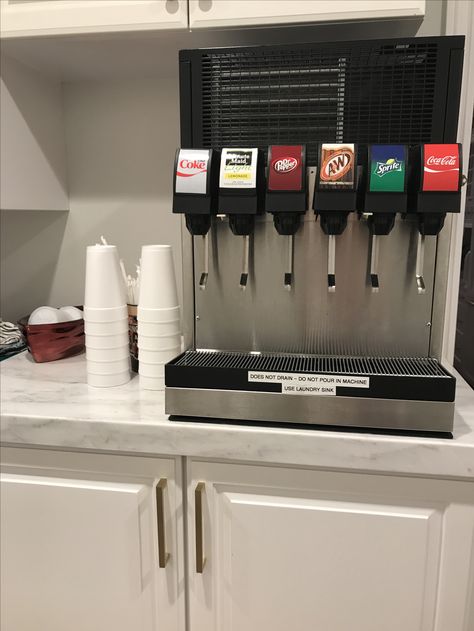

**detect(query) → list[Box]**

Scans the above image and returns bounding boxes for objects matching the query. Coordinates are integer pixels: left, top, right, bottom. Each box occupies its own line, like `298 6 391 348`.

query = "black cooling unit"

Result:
179 36 464 164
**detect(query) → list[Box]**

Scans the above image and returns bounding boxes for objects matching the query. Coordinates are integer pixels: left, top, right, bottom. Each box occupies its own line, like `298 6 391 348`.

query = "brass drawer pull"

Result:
195 482 206 573
156 478 170 568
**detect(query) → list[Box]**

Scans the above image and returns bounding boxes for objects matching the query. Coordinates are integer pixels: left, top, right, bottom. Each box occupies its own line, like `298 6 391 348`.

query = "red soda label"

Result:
422 144 460 192
268 145 304 191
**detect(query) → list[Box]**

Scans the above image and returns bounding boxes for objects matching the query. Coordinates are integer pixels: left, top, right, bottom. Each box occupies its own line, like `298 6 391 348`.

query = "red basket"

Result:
18 310 85 363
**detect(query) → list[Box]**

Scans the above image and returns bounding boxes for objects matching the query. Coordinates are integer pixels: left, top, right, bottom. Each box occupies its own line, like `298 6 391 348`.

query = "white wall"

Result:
51 76 183 310
1 0 446 322
0 56 68 211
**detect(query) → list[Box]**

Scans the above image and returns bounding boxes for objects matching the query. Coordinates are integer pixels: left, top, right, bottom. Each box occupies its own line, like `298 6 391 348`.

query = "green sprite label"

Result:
369 145 406 193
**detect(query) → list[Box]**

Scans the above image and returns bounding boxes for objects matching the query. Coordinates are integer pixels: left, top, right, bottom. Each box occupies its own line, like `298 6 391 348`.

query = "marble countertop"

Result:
1 351 474 479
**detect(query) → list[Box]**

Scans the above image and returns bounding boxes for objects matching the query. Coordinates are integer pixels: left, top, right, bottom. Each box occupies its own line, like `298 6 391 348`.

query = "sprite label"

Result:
369 145 406 193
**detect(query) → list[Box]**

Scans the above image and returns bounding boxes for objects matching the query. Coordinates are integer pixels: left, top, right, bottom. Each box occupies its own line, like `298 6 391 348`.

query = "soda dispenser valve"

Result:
410 143 462 294
173 148 218 290
266 145 307 290
364 145 408 292
218 148 264 290
313 143 358 292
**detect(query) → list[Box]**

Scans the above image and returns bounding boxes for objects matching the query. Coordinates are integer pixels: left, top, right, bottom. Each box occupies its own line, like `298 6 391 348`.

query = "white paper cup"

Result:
138 362 166 378
140 375 165 391
137 306 180 323
86 346 130 361
137 320 181 336
83 305 128 322
138 335 181 351
84 245 127 309
87 358 130 375
138 347 180 363
87 371 130 388
138 245 178 310
138 348 181 363
85 332 129 349
84 320 128 335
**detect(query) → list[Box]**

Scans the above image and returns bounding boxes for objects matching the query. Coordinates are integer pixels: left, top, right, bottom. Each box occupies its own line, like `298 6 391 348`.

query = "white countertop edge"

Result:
1 352 474 479
2 411 474 480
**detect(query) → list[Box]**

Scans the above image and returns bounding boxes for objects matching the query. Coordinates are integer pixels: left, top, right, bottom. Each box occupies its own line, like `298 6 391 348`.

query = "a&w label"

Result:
175 148 210 195
319 143 355 189
422 144 460 192
219 148 258 189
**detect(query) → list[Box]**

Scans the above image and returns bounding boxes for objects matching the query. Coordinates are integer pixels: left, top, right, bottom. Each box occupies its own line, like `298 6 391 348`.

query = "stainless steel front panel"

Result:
191 170 437 356
166 387 454 433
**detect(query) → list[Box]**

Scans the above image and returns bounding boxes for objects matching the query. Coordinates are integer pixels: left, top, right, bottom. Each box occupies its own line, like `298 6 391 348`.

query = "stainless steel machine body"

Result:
166 36 463 433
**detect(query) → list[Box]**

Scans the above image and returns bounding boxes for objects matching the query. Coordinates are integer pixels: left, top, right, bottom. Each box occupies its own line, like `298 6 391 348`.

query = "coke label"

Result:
175 149 210 195
318 143 355 189
268 145 304 191
422 144 460 192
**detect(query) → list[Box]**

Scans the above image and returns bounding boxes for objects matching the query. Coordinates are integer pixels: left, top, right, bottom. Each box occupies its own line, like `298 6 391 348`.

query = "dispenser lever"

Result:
284 235 293 291
240 235 249 290
416 233 426 294
370 234 380 293
327 234 336 292
199 233 209 291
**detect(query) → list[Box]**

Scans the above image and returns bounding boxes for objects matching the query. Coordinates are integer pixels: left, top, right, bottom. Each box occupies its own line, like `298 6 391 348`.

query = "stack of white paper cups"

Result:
84 245 131 387
138 245 181 390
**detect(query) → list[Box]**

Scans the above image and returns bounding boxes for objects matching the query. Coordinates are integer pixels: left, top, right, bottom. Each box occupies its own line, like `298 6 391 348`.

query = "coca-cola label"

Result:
422 144 460 192
219 148 258 189
318 143 355 189
268 145 304 191
175 149 210 195
369 145 406 193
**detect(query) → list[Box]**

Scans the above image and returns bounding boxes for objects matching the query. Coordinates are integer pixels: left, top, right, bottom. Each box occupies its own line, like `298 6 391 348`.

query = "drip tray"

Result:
165 351 456 433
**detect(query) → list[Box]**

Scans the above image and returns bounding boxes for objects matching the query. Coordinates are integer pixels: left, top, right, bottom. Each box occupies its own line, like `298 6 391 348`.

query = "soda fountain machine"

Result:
173 149 218 290
166 36 466 434
265 145 307 290
363 145 408 291
218 148 264 289
409 143 462 293
313 143 358 292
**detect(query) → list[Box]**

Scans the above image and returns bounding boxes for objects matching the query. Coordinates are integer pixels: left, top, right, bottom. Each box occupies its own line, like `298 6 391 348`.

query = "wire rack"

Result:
173 350 450 378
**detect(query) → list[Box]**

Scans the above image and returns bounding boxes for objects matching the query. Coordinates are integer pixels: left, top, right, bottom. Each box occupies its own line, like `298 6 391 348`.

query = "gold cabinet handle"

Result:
156 478 170 568
195 482 206 574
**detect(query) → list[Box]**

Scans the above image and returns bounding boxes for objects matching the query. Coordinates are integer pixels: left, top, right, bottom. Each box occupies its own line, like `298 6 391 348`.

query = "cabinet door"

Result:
187 461 474 631
0 0 188 38
189 0 425 29
0 449 184 631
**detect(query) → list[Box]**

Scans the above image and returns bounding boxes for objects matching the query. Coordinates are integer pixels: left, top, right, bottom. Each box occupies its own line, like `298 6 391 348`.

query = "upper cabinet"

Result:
188 0 425 29
0 0 188 38
1 0 426 38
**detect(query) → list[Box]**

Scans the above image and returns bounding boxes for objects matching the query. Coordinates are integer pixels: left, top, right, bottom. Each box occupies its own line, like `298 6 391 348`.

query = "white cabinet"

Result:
0 448 185 631
3 448 473 631
188 0 425 29
0 0 188 38
186 461 474 631
1 0 425 37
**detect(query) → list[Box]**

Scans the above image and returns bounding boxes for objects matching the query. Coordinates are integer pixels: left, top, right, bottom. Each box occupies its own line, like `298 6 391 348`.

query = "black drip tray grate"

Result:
166 351 455 403
172 350 450 378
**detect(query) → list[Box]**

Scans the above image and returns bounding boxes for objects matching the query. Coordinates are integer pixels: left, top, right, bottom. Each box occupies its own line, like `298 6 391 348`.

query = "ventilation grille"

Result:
173 351 450 377
201 41 439 164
